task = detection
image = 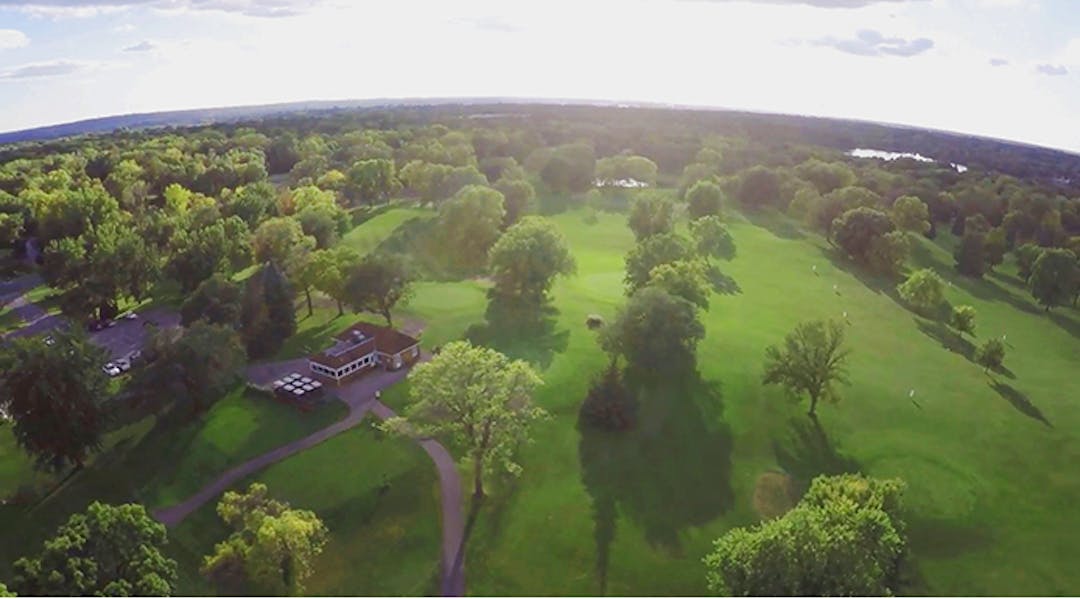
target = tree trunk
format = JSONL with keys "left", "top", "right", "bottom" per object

{"left": 304, "top": 288, "right": 313, "bottom": 317}
{"left": 336, "top": 299, "right": 344, "bottom": 316}
{"left": 384, "top": 309, "right": 394, "bottom": 328}
{"left": 807, "top": 392, "right": 819, "bottom": 417}
{"left": 472, "top": 455, "right": 485, "bottom": 500}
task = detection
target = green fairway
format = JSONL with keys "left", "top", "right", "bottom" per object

{"left": 340, "top": 207, "right": 434, "bottom": 254}
{"left": 334, "top": 206, "right": 1079, "bottom": 596}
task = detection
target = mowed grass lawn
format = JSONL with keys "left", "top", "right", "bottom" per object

{"left": 316, "top": 206, "right": 1078, "bottom": 595}
{"left": 340, "top": 207, "right": 434, "bottom": 254}
{"left": 236, "top": 205, "right": 1079, "bottom": 595}
{"left": 0, "top": 387, "right": 347, "bottom": 589}
{"left": 2, "top": 203, "right": 1077, "bottom": 596}
{"left": 168, "top": 422, "right": 442, "bottom": 596}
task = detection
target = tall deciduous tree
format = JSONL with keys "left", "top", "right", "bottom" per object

{"left": 488, "top": 216, "right": 575, "bottom": 304}
{"left": 690, "top": 215, "right": 736, "bottom": 264}
{"left": 12, "top": 502, "right": 177, "bottom": 597}
{"left": 949, "top": 305, "right": 976, "bottom": 339}
{"left": 831, "top": 207, "right": 895, "bottom": 265}
{"left": 891, "top": 195, "right": 930, "bottom": 235}
{"left": 704, "top": 474, "right": 906, "bottom": 596}
{"left": 310, "top": 246, "right": 359, "bottom": 316}
{"left": 734, "top": 166, "right": 781, "bottom": 210}
{"left": 648, "top": 260, "right": 711, "bottom": 309}
{"left": 437, "top": 185, "right": 506, "bottom": 271}
{"left": 383, "top": 341, "right": 546, "bottom": 500}
{"left": 599, "top": 286, "right": 705, "bottom": 370}
{"left": 202, "top": 483, "right": 327, "bottom": 596}
{"left": 624, "top": 232, "right": 694, "bottom": 294}
{"left": 0, "top": 330, "right": 109, "bottom": 471}
{"left": 975, "top": 338, "right": 1006, "bottom": 373}
{"left": 343, "top": 253, "right": 415, "bottom": 327}
{"left": 685, "top": 179, "right": 724, "bottom": 220}
{"left": 1028, "top": 248, "right": 1079, "bottom": 311}
{"left": 762, "top": 319, "right": 850, "bottom": 417}
{"left": 896, "top": 268, "right": 946, "bottom": 315}
{"left": 794, "top": 159, "right": 856, "bottom": 194}
{"left": 1014, "top": 243, "right": 1043, "bottom": 281}
{"left": 129, "top": 322, "right": 246, "bottom": 416}
{"left": 252, "top": 217, "right": 316, "bottom": 269}
{"left": 627, "top": 192, "right": 675, "bottom": 241}
{"left": 166, "top": 216, "right": 252, "bottom": 293}
{"left": 181, "top": 273, "right": 243, "bottom": 327}
{"left": 344, "top": 158, "right": 399, "bottom": 205}
{"left": 494, "top": 177, "right": 535, "bottom": 228}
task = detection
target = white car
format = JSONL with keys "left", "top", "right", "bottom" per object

{"left": 43, "top": 335, "right": 55, "bottom": 346}
{"left": 102, "top": 363, "right": 121, "bottom": 377}
{"left": 124, "top": 312, "right": 138, "bottom": 320}
{"left": 116, "top": 358, "right": 131, "bottom": 372}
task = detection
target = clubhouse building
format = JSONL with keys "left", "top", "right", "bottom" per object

{"left": 308, "top": 321, "right": 421, "bottom": 384}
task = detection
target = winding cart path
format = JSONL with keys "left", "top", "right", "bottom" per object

{"left": 152, "top": 358, "right": 466, "bottom": 596}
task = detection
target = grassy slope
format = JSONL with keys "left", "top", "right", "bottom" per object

{"left": 352, "top": 207, "right": 1079, "bottom": 596}
{"left": 168, "top": 423, "right": 442, "bottom": 596}
{"left": 339, "top": 207, "right": 434, "bottom": 254}
{"left": 0, "top": 388, "right": 347, "bottom": 588}
{"left": 255, "top": 205, "right": 1080, "bottom": 596}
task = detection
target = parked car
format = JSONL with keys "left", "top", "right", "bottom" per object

{"left": 43, "top": 335, "right": 55, "bottom": 346}
{"left": 116, "top": 358, "right": 131, "bottom": 372}
{"left": 124, "top": 312, "right": 138, "bottom": 320}
{"left": 105, "top": 320, "right": 117, "bottom": 328}
{"left": 102, "top": 362, "right": 121, "bottom": 377}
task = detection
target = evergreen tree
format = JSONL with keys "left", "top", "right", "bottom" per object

{"left": 241, "top": 263, "right": 297, "bottom": 359}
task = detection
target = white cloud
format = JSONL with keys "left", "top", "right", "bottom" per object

{"left": 0, "top": 59, "right": 92, "bottom": 79}
{"left": 810, "top": 29, "right": 934, "bottom": 57}
{"left": 122, "top": 39, "right": 155, "bottom": 51}
{"left": 0, "top": 0, "right": 325, "bottom": 18}
{"left": 1035, "top": 63, "right": 1067, "bottom": 76}
{"left": 0, "top": 28, "right": 29, "bottom": 49}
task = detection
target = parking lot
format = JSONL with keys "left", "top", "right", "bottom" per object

{"left": 89, "top": 307, "right": 181, "bottom": 360}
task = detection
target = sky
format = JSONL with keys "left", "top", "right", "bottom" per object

{"left": 0, "top": 0, "right": 1078, "bottom": 152}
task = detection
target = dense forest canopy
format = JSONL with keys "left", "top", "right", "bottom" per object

{"left": 3, "top": 102, "right": 1080, "bottom": 188}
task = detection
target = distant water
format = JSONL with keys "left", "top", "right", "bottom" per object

{"left": 594, "top": 178, "right": 649, "bottom": 188}
{"left": 848, "top": 148, "right": 968, "bottom": 173}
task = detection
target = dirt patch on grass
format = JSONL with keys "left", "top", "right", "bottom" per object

{"left": 753, "top": 471, "right": 797, "bottom": 520}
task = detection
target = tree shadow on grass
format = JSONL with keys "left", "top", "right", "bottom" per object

{"left": 743, "top": 209, "right": 806, "bottom": 240}
{"left": 909, "top": 241, "right": 1041, "bottom": 315}
{"left": 373, "top": 217, "right": 473, "bottom": 283}
{"left": 278, "top": 314, "right": 347, "bottom": 359}
{"left": 914, "top": 317, "right": 975, "bottom": 361}
{"left": 989, "top": 381, "right": 1051, "bottom": 428}
{"left": 907, "top": 516, "right": 992, "bottom": 560}
{"left": 772, "top": 414, "right": 860, "bottom": 498}
{"left": 1047, "top": 309, "right": 1080, "bottom": 341}
{"left": 704, "top": 265, "right": 742, "bottom": 296}
{"left": 577, "top": 365, "right": 734, "bottom": 594}
{"left": 816, "top": 245, "right": 903, "bottom": 301}
{"left": 987, "top": 269, "right": 1028, "bottom": 291}
{"left": 464, "top": 296, "right": 570, "bottom": 370}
